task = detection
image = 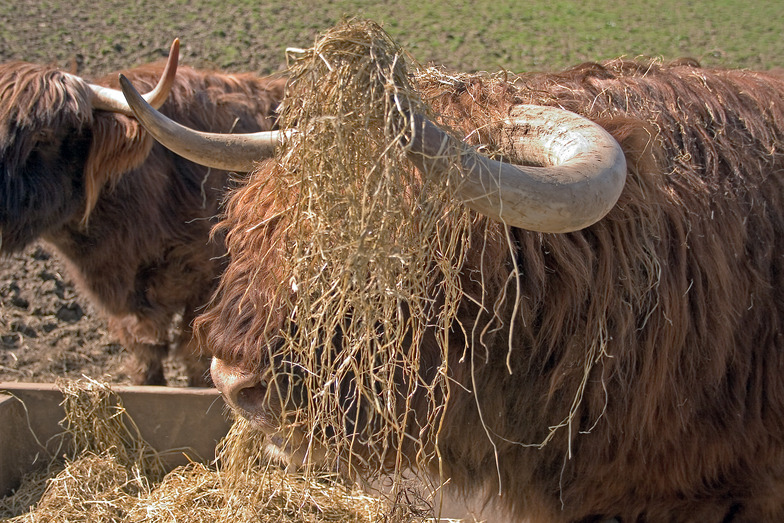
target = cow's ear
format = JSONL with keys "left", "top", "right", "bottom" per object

{"left": 593, "top": 115, "right": 660, "bottom": 175}
{"left": 81, "top": 113, "right": 153, "bottom": 225}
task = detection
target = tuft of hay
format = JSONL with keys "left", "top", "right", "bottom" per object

{"left": 1, "top": 377, "right": 163, "bottom": 521}
{"left": 21, "top": 452, "right": 148, "bottom": 521}
{"left": 0, "top": 463, "right": 64, "bottom": 519}
{"left": 58, "top": 377, "right": 167, "bottom": 480}
{"left": 1, "top": 378, "right": 438, "bottom": 522}
{"left": 255, "top": 18, "right": 474, "bottom": 482}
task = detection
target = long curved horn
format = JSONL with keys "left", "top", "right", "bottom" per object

{"left": 85, "top": 39, "right": 180, "bottom": 115}
{"left": 119, "top": 74, "right": 285, "bottom": 171}
{"left": 405, "top": 107, "right": 627, "bottom": 233}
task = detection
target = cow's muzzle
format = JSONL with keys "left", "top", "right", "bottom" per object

{"left": 211, "top": 356, "right": 328, "bottom": 468}
{"left": 210, "top": 357, "right": 274, "bottom": 429}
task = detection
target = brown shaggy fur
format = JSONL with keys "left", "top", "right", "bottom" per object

{"left": 198, "top": 58, "right": 784, "bottom": 521}
{"left": 0, "top": 60, "right": 285, "bottom": 385}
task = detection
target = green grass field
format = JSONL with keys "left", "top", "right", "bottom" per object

{"left": 2, "top": 0, "right": 783, "bottom": 75}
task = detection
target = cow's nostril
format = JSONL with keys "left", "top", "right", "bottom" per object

{"left": 236, "top": 380, "right": 267, "bottom": 414}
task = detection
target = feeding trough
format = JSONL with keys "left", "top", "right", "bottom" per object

{"left": 0, "top": 381, "right": 231, "bottom": 497}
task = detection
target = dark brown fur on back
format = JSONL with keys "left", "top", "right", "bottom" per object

{"left": 0, "top": 60, "right": 285, "bottom": 384}
{"left": 199, "top": 58, "right": 784, "bottom": 521}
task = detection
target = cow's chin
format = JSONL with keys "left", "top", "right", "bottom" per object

{"left": 244, "top": 413, "right": 329, "bottom": 471}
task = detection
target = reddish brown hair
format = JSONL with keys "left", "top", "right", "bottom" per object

{"left": 198, "top": 58, "right": 784, "bottom": 521}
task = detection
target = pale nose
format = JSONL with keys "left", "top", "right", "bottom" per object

{"left": 210, "top": 357, "right": 267, "bottom": 415}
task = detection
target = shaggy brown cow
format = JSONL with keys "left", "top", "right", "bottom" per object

{"left": 123, "top": 56, "right": 784, "bottom": 521}
{"left": 0, "top": 45, "right": 285, "bottom": 385}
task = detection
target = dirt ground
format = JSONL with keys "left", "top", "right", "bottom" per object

{"left": 0, "top": 242, "right": 194, "bottom": 386}
{"left": 0, "top": 243, "right": 186, "bottom": 386}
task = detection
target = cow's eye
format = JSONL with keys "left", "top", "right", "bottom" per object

{"left": 35, "top": 128, "right": 55, "bottom": 144}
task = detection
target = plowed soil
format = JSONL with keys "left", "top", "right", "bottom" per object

{"left": 0, "top": 244, "right": 143, "bottom": 384}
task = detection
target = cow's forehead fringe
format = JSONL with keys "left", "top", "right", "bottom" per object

{"left": 0, "top": 62, "right": 94, "bottom": 137}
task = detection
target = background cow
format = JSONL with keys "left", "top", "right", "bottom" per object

{"left": 123, "top": 51, "right": 784, "bottom": 521}
{"left": 0, "top": 46, "right": 285, "bottom": 385}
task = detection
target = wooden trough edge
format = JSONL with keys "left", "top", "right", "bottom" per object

{"left": 0, "top": 382, "right": 233, "bottom": 497}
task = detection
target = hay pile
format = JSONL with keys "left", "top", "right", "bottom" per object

{"left": 0, "top": 378, "right": 436, "bottom": 522}
{"left": 257, "top": 19, "right": 474, "bottom": 480}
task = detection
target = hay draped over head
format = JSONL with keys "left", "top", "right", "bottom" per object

{"left": 262, "top": 19, "right": 474, "bottom": 475}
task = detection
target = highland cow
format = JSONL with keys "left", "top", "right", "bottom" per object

{"left": 123, "top": 56, "right": 784, "bottom": 521}
{"left": 0, "top": 42, "right": 285, "bottom": 385}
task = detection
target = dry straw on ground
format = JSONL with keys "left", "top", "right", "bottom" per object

{"left": 0, "top": 378, "right": 436, "bottom": 522}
